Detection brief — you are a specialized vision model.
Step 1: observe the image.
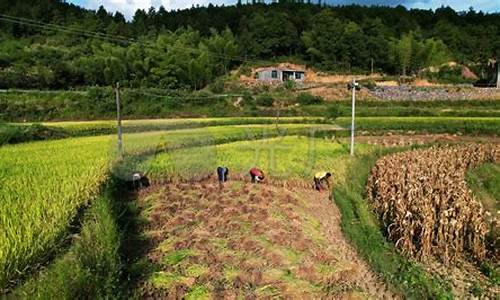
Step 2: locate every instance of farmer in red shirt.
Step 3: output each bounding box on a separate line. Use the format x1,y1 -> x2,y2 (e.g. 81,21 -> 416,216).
249,167 -> 265,183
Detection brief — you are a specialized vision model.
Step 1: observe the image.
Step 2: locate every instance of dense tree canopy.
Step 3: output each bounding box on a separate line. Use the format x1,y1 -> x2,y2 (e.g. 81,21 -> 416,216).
0,0 -> 498,89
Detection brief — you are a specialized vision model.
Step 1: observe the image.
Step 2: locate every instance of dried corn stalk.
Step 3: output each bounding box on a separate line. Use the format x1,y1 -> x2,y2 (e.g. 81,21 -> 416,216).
366,144 -> 499,263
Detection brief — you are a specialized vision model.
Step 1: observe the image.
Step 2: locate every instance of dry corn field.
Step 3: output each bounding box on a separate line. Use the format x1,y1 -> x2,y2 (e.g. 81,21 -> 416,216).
366,144 -> 499,263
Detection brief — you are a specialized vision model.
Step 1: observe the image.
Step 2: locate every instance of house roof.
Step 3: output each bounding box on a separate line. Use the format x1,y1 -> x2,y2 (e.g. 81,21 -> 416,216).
254,63 -> 306,73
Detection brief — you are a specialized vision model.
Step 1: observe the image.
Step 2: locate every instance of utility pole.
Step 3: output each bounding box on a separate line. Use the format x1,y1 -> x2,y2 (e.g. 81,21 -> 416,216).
115,82 -> 123,158
349,78 -> 358,156
371,58 -> 374,75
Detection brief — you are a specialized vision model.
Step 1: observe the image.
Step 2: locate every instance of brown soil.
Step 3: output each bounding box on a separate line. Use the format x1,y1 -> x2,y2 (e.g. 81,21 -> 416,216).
413,79 -> 440,87
351,134 -> 500,147
306,73 -> 382,84
306,86 -> 375,101
426,259 -> 499,297
240,63 -> 381,86
135,180 -> 397,299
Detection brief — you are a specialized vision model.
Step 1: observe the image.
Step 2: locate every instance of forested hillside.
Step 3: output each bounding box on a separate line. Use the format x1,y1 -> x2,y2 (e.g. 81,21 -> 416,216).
0,0 -> 499,89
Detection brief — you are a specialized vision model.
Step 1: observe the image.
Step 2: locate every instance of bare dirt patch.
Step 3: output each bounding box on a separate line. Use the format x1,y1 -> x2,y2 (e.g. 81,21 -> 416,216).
351,134 -> 500,147
306,85 -> 375,101
135,180 -> 396,299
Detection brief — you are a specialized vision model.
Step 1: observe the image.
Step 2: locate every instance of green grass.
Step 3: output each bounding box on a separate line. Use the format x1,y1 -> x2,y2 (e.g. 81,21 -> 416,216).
0,123 -> 68,145
1,88 -> 498,122
332,149 -> 453,299
143,135 -> 373,181
466,163 -> 499,285
466,163 -> 499,214
336,116 -> 500,135
2,117 -> 325,145
304,99 -> 500,118
39,117 -> 324,136
4,115 -> 499,147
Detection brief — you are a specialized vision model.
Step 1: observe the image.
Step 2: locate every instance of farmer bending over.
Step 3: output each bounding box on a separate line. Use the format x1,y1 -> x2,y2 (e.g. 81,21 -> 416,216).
250,167 -> 265,183
217,166 -> 229,188
129,172 -> 150,190
314,171 -> 332,192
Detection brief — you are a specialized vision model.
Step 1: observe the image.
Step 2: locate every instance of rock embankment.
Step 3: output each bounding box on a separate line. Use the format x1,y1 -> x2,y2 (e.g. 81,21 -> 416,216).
370,86 -> 500,101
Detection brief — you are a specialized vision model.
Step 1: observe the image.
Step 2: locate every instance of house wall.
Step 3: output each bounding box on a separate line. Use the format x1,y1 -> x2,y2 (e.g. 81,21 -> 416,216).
497,62 -> 500,88
257,69 -> 282,81
294,72 -> 305,81
256,69 -> 305,82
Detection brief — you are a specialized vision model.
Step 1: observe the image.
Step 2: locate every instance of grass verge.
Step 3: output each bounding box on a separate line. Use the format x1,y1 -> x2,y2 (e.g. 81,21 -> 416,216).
0,123 -> 68,145
335,117 -> 500,135
466,163 -> 499,214
13,182 -> 122,298
466,163 -> 499,285
2,117 -> 324,145
332,149 -> 453,299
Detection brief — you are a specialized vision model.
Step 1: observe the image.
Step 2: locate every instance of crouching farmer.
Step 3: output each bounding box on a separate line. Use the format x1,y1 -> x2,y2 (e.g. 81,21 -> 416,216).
250,167 -> 265,183
217,166 -> 229,188
127,172 -> 150,190
314,171 -> 332,192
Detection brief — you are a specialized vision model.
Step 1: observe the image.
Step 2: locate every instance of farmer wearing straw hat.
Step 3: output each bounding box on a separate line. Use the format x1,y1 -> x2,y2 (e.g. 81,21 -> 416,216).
314,171 -> 332,192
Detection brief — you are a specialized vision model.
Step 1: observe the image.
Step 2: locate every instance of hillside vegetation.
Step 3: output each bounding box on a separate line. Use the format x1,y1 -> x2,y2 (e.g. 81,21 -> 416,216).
0,1 -> 499,90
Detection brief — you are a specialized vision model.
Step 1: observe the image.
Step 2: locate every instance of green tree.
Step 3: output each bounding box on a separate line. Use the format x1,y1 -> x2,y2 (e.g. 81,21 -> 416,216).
240,11 -> 298,57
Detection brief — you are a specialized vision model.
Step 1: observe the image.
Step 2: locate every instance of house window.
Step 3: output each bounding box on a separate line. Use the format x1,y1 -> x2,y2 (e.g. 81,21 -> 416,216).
295,72 -> 302,80
271,70 -> 278,79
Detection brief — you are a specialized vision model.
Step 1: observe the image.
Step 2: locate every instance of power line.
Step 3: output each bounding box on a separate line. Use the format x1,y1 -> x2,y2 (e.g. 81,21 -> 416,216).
0,14 -> 132,44
132,89 -> 243,100
0,13 -> 276,102
0,13 -> 269,65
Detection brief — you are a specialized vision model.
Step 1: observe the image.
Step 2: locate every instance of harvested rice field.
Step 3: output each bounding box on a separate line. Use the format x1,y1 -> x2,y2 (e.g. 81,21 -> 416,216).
134,180 -> 395,299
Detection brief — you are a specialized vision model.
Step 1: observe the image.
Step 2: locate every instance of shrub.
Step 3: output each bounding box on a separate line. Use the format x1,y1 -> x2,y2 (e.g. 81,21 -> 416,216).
208,78 -> 225,94
325,105 -> 341,120
239,65 -> 252,77
187,90 -> 217,106
283,80 -> 295,90
423,66 -> 476,85
0,123 -> 68,145
358,79 -> 376,90
242,90 -> 253,103
296,92 -> 323,105
256,94 -> 274,107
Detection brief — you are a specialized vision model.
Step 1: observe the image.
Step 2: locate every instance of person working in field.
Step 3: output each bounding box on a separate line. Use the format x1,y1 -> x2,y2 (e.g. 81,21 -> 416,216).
314,171 -> 332,192
249,167 -> 265,183
217,166 -> 229,188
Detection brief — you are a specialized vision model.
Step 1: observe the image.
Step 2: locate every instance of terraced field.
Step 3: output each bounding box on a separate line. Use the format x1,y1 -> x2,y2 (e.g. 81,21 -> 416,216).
142,135 -> 373,181
0,122 -> 336,291
1,116 -> 498,299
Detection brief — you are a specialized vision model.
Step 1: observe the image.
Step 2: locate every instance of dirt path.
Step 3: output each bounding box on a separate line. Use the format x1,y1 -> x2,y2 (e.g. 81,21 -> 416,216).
135,179 -> 397,299
294,188 -> 397,299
